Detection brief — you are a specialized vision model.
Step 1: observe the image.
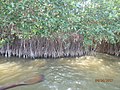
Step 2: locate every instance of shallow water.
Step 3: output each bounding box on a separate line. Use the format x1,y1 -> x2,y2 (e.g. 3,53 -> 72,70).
0,53 -> 120,90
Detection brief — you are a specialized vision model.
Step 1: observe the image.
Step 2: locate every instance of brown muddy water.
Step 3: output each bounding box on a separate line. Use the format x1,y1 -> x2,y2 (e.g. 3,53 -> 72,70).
0,53 -> 120,90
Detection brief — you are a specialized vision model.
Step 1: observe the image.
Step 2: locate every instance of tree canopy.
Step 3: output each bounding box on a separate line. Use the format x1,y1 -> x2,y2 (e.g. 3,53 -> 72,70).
0,0 -> 120,47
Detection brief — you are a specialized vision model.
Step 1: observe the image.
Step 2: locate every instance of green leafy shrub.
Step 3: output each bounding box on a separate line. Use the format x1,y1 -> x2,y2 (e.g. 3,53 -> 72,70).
0,0 -> 120,47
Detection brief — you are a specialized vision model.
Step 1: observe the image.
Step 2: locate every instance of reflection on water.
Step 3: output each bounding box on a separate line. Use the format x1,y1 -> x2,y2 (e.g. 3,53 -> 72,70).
0,53 -> 120,90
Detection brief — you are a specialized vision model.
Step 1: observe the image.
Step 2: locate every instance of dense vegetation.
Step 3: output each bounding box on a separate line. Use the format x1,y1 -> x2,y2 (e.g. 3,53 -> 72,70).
0,0 -> 120,45
0,0 -> 120,58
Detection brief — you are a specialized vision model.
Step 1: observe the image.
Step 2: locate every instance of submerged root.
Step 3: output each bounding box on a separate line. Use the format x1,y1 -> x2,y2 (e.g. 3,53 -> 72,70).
1,36 -> 119,58
0,35 -> 93,58
97,41 -> 120,56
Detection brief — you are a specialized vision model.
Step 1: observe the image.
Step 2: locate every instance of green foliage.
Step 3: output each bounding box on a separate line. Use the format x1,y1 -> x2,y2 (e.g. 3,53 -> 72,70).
0,0 -> 120,46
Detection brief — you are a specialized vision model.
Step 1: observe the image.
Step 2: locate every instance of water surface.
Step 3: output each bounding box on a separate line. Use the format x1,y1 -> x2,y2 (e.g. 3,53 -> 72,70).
0,53 -> 120,90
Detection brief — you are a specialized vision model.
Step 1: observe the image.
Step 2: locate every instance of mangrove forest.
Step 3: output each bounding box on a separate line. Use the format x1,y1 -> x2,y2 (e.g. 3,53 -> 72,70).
0,0 -> 120,58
